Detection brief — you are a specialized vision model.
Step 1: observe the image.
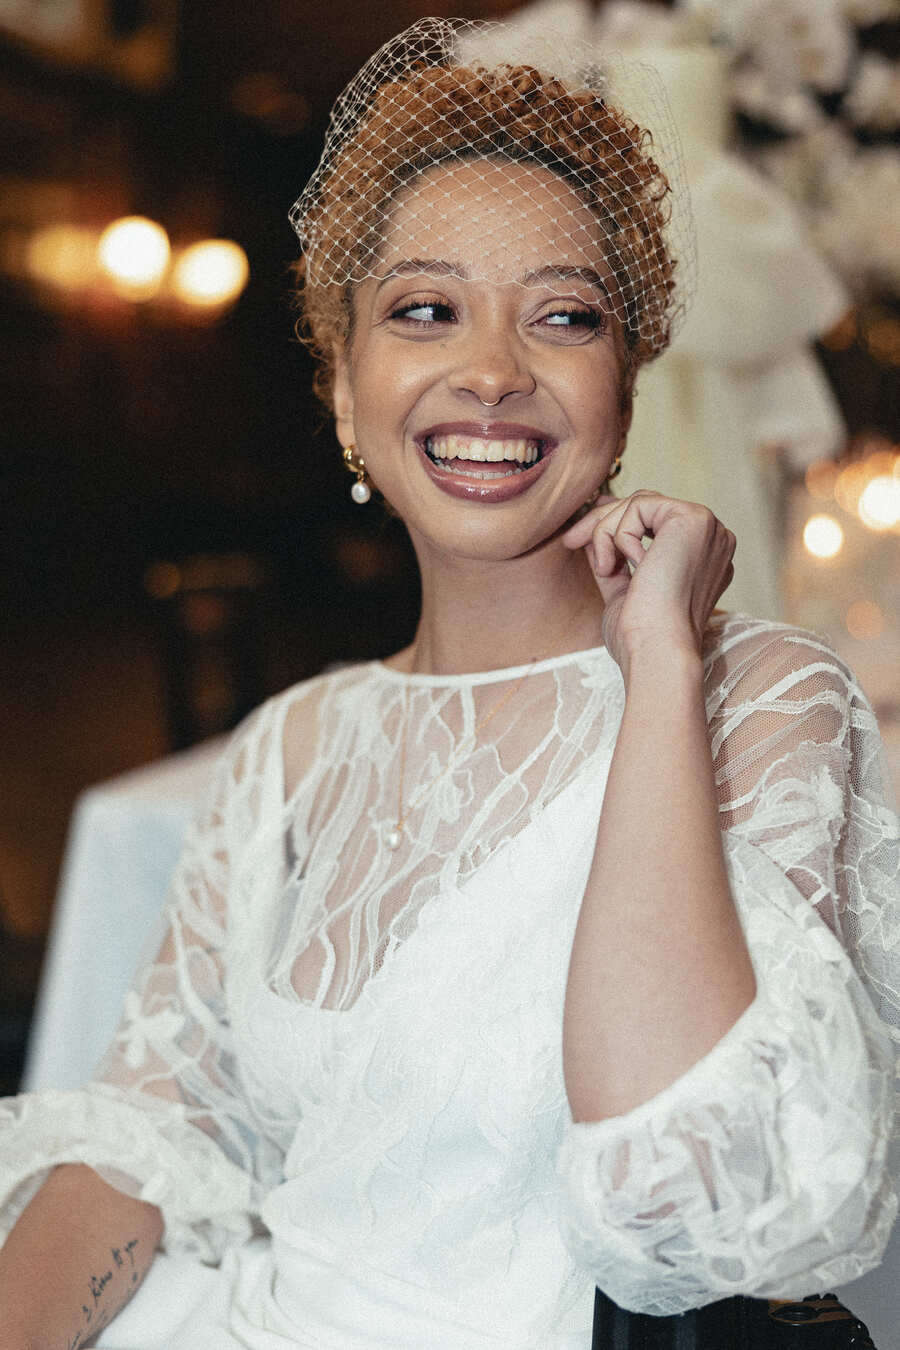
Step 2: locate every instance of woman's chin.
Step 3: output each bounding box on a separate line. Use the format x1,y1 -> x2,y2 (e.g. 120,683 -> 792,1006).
402,511 -> 580,568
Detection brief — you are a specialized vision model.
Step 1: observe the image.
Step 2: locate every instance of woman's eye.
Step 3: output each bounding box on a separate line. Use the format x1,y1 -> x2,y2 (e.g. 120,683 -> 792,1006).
541,306 -> 607,331
389,298 -> 455,324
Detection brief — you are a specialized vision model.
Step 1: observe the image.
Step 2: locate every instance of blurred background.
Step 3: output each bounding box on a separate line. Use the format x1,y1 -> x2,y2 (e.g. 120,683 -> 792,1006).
1,0 -> 898,1101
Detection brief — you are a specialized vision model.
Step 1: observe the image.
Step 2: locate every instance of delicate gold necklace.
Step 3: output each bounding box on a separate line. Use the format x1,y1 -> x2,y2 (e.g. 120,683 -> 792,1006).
383,653 -> 546,851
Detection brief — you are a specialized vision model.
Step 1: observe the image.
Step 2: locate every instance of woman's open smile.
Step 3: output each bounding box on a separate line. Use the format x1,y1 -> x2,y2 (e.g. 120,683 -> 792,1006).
416,420 -> 557,501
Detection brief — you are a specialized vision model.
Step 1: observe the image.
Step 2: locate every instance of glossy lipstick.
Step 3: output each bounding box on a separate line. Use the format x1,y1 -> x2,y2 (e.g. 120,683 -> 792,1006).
415,422 -> 556,503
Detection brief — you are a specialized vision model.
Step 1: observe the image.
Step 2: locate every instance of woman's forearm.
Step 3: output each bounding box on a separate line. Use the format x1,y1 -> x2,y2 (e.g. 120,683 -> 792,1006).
0,1163 -> 162,1350
562,640 -> 757,1122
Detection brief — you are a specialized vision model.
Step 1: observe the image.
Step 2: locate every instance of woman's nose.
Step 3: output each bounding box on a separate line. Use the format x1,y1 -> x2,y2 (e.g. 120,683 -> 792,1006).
447,327 -> 536,406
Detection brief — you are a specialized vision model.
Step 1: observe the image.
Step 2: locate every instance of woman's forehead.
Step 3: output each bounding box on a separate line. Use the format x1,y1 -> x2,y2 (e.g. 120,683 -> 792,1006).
377,158 -> 611,291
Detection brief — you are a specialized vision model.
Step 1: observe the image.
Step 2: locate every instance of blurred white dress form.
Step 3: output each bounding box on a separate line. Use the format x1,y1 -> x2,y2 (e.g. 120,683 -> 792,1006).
490,0 -> 850,619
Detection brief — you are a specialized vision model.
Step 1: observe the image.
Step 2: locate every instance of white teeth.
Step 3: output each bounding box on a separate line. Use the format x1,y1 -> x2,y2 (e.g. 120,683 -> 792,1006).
426,434 -> 541,465
431,461 -> 525,480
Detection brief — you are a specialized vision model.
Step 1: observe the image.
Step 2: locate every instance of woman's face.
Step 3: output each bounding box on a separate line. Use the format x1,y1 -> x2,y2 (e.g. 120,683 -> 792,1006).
333,158 -> 633,564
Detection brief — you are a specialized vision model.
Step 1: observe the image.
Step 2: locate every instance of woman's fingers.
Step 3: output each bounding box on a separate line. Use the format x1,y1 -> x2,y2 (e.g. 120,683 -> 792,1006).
587,519 -> 629,578
599,493 -> 664,568
566,491 -> 736,612
591,564 -> 631,609
583,491 -> 667,577
561,495 -> 618,548
567,494 -> 645,568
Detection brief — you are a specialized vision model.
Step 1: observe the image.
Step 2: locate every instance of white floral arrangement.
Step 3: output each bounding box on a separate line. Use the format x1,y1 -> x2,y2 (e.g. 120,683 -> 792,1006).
501,0 -> 900,301
679,0 -> 900,299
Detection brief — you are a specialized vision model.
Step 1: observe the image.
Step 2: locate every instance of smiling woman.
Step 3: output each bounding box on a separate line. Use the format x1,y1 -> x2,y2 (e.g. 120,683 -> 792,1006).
331,159 -> 629,529
0,15 -> 897,1350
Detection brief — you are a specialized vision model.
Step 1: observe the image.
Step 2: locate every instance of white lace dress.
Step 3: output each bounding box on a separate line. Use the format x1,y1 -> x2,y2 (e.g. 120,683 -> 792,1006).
2,615 -> 898,1349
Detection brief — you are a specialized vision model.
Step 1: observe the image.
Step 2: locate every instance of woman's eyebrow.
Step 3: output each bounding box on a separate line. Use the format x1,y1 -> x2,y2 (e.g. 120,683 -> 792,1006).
521,264 -> 611,297
376,259 -> 467,287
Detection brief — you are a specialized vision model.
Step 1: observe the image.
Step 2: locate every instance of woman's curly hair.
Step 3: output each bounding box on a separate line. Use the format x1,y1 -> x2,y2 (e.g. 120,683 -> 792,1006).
293,61 -> 677,407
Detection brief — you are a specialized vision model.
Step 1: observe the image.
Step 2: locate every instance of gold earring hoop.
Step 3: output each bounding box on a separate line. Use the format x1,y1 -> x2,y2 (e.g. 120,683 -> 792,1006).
342,444 -> 371,504
607,456 -> 623,481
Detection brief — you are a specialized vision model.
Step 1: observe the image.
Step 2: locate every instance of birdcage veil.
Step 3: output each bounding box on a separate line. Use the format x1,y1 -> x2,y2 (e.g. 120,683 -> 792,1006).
289,16 -> 696,364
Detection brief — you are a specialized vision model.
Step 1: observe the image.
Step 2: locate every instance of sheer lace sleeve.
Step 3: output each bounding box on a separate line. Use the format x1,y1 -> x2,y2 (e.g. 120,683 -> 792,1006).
0,704 -> 286,1263
557,618 -> 900,1315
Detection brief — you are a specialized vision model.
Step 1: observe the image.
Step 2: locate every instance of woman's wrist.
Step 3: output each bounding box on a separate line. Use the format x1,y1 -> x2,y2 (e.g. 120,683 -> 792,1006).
617,628 -> 704,691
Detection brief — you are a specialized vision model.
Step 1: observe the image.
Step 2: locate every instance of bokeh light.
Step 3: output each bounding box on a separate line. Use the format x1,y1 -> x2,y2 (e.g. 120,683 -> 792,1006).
803,514 -> 845,559
865,317 -> 900,366
171,239 -> 249,308
25,225 -> 98,291
819,309 -> 857,351
144,561 -> 181,600
834,459 -> 872,516
858,475 -> 900,531
97,216 -> 170,298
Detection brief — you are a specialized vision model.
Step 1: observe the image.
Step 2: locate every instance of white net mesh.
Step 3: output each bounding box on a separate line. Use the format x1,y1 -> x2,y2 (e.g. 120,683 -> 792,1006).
289,16 -> 697,365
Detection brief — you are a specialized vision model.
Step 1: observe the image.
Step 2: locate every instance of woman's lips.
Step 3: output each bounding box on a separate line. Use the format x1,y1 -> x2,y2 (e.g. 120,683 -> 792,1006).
414,423 -> 556,503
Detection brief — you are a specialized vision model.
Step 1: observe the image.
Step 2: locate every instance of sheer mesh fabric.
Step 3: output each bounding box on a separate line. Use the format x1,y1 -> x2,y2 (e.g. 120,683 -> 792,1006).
1,614 -> 897,1320
271,651 -> 622,1011
559,619 -> 899,1311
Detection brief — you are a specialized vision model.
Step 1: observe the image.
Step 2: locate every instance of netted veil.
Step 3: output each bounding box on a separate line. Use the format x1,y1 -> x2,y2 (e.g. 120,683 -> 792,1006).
289,16 -> 697,363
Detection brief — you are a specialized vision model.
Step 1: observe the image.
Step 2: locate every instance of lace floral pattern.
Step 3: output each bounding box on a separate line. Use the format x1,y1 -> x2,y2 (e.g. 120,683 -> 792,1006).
1,614 -> 898,1326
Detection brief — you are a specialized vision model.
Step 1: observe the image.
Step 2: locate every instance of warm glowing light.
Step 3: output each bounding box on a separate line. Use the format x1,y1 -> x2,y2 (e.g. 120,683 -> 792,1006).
834,461 -> 870,515
26,225 -> 98,290
171,239 -> 249,308
803,514 -> 844,559
864,317 -> 900,366
858,475 -> 900,531
845,600 -> 884,640
820,309 -> 857,351
851,434 -> 896,465
804,459 -> 840,501
144,562 -> 181,599
97,216 -> 170,297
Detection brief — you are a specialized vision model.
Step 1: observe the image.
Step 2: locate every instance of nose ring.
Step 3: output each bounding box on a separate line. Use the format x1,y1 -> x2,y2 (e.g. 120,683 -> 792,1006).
479,395 -> 502,407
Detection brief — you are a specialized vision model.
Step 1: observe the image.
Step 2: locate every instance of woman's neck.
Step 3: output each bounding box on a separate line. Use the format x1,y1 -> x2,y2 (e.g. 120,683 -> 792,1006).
394,539 -> 606,676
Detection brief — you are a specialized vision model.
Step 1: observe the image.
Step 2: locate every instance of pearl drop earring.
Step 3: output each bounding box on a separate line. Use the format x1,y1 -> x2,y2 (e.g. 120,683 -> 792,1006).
342,444 -> 371,504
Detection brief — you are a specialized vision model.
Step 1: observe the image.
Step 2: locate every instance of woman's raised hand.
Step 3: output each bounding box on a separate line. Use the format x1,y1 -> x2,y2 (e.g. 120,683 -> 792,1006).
561,491 -> 735,681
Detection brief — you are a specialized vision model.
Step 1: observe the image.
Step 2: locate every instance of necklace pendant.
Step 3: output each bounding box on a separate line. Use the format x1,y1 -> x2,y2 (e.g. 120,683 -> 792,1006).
384,825 -> 403,851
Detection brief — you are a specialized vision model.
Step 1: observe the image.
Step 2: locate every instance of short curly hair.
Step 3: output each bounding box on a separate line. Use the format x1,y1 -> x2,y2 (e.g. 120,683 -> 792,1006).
293,59 -> 678,408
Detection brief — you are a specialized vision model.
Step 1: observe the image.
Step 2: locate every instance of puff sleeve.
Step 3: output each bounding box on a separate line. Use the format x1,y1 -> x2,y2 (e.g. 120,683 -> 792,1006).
0,703 -> 286,1264
557,620 -> 900,1315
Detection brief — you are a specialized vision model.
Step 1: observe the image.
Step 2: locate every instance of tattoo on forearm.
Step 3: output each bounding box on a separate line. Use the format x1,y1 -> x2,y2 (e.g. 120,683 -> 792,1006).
66,1236 -> 148,1349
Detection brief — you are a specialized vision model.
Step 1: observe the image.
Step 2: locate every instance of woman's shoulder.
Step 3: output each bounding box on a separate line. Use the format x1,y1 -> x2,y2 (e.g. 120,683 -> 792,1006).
268,658 -> 388,774
206,659 -> 385,803
702,611 -> 862,706
264,657 -> 383,723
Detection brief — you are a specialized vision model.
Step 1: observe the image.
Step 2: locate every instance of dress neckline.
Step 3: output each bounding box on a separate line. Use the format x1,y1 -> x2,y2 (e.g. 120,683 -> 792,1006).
370,642 -> 614,688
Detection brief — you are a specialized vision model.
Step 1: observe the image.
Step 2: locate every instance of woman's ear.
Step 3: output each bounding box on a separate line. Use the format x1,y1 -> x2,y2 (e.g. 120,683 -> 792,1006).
332,342 -> 355,447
